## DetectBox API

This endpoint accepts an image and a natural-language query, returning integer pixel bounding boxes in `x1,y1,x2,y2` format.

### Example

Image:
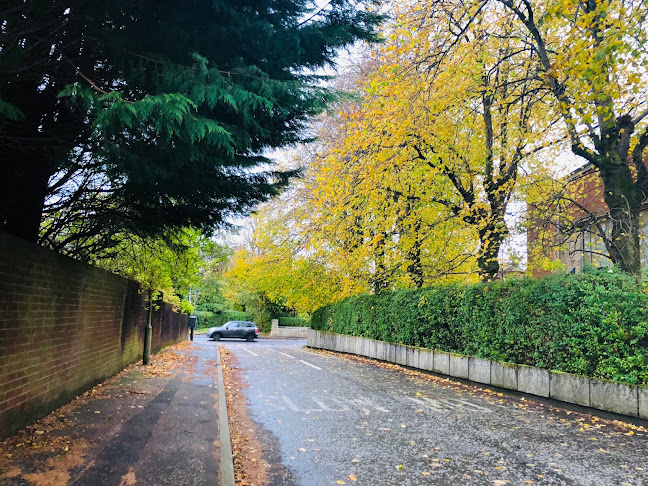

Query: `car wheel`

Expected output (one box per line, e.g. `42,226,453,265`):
245,333,255,342
212,333,221,341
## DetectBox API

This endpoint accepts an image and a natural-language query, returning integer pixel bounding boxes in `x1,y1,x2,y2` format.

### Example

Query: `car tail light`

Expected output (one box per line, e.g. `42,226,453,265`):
255,327,259,333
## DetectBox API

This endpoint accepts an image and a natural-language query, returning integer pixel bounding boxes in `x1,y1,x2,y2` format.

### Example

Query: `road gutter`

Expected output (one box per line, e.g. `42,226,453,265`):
216,344,236,486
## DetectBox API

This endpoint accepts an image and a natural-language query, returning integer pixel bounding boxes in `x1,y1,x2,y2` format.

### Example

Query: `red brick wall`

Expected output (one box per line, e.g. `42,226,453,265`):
0,232,188,438
527,165,613,275
527,156,648,275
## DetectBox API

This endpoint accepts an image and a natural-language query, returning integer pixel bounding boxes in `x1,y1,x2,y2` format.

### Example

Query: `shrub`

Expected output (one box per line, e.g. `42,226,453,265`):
180,300,194,315
196,302,224,313
311,270,648,385
194,309,253,329
279,317,310,327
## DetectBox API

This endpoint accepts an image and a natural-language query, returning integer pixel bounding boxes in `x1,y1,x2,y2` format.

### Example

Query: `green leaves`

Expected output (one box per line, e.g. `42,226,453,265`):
312,269,648,385
100,228,219,308
0,99,25,120
2,0,384,247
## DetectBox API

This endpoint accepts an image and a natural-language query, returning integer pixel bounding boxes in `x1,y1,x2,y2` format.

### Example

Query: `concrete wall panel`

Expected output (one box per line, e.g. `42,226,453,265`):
550,371,590,407
395,345,407,366
491,362,518,391
518,365,550,397
639,386,648,420
449,354,469,380
468,358,491,385
419,349,433,371
590,380,638,418
433,351,450,375
407,348,420,369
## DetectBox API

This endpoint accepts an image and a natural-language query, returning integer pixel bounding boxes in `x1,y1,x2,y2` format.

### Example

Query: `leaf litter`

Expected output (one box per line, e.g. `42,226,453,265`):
0,341,195,485
220,346,272,486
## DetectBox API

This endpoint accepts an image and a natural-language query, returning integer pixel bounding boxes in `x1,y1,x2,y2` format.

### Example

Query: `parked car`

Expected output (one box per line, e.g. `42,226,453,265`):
207,321,259,341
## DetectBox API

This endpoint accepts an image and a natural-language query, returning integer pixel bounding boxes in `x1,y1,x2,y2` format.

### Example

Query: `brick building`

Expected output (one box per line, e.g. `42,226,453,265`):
527,159,648,274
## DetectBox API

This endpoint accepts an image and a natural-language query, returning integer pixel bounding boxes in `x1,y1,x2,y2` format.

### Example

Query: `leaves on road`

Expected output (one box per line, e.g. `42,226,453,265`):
220,346,270,486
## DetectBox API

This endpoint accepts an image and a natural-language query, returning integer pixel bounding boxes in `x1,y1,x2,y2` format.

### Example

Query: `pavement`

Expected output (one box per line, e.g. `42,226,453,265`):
0,337,233,486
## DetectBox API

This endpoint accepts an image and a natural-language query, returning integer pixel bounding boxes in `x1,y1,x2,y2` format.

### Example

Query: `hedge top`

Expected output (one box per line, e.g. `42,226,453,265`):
311,269,648,385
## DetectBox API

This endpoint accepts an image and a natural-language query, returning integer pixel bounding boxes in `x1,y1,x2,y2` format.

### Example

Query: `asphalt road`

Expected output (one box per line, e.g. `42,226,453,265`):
217,337,648,486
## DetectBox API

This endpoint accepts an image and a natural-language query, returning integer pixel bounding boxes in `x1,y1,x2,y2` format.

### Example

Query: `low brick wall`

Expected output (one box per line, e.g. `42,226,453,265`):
0,233,188,438
308,329,648,420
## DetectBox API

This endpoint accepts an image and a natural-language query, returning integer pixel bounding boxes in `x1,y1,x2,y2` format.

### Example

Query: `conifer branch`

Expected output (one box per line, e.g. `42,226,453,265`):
65,57,109,94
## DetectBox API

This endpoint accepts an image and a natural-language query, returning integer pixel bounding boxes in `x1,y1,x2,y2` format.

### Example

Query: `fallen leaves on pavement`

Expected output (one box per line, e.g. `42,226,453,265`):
0,341,195,485
141,341,194,377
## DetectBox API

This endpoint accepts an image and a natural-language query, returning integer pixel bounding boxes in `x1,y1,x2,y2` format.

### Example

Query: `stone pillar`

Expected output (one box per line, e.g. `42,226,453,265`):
271,319,279,336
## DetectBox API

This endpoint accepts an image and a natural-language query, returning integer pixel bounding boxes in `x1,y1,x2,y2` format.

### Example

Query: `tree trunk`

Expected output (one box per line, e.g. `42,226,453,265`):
1,76,76,243
0,155,51,242
477,214,507,281
405,217,424,288
598,164,643,275
370,230,389,294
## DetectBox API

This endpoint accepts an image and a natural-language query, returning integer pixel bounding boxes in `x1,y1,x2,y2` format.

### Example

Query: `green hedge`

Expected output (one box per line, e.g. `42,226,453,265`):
194,310,252,329
196,303,224,313
311,270,648,385
279,317,310,327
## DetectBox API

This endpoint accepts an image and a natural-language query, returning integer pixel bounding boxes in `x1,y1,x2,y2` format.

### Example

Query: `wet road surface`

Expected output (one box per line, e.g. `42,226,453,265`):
218,337,648,486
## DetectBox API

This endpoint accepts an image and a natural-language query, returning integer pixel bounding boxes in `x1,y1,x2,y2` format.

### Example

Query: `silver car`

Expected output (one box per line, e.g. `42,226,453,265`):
207,321,259,341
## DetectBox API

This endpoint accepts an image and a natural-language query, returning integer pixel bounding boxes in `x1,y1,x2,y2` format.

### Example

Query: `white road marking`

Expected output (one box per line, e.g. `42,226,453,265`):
259,396,391,413
259,346,296,359
405,396,492,413
346,398,391,413
445,398,493,412
406,396,448,411
312,397,351,411
299,359,322,370
261,346,331,364
262,396,286,411
282,396,321,412
236,345,258,356
293,347,333,359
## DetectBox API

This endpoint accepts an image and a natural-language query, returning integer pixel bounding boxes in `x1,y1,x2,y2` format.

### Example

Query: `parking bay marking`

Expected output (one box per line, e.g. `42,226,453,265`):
299,359,322,370
235,345,258,356
261,396,391,413
294,347,333,359
406,396,493,413
261,347,322,369
258,395,492,414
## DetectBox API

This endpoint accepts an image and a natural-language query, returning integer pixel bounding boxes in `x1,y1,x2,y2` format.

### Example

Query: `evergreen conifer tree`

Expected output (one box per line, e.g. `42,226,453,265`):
0,0,382,249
